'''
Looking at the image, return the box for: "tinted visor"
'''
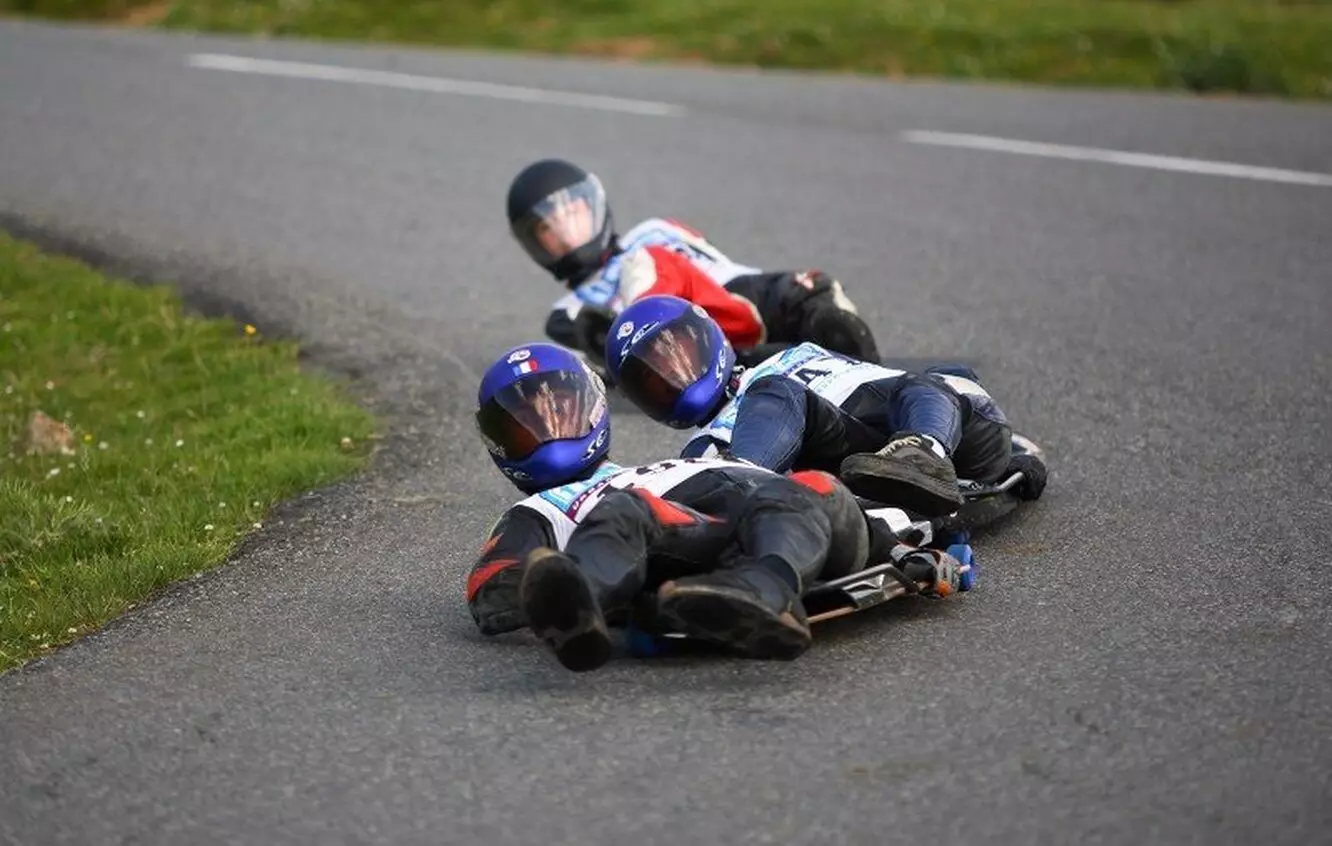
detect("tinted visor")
[476,370,603,461]
[618,310,720,422]
[511,174,608,266]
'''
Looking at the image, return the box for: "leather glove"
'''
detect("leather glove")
[573,304,617,362]
[1005,453,1048,501]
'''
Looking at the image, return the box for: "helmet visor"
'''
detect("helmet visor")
[511,174,608,266]
[618,310,720,422]
[476,370,604,461]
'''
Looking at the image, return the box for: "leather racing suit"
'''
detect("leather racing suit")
[681,346,1016,490]
[466,457,890,637]
[544,217,876,367]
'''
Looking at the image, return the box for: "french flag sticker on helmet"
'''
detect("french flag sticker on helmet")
[507,347,539,376]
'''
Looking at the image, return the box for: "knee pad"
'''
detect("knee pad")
[788,470,870,580]
[924,363,982,382]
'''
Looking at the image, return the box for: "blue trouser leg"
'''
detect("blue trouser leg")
[888,380,964,454]
[726,377,807,473]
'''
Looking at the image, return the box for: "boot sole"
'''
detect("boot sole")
[655,582,811,661]
[520,554,614,673]
[840,453,964,517]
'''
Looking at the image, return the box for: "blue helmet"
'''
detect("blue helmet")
[604,295,735,429]
[475,342,611,493]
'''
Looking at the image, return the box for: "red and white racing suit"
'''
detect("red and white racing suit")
[544,217,864,360]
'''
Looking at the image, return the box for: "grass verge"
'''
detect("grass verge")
[0,232,377,673]
[4,0,1332,99]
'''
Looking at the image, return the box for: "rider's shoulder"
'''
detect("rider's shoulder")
[621,216,707,243]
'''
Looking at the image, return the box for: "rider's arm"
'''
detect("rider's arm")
[544,292,585,351]
[619,246,766,349]
[466,505,554,635]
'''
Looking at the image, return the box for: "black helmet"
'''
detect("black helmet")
[506,159,615,286]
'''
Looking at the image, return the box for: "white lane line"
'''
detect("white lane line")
[902,130,1332,187]
[186,53,686,117]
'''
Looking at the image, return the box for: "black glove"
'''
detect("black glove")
[1005,453,1048,501]
[573,304,616,362]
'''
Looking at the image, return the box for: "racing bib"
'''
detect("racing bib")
[687,343,904,448]
[522,457,744,548]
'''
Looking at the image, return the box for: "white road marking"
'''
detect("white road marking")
[186,53,686,117]
[902,130,1332,187]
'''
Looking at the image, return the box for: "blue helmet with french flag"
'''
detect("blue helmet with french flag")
[475,342,611,493]
[604,295,735,429]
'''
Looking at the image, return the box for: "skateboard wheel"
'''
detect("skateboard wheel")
[947,542,977,591]
[625,624,674,658]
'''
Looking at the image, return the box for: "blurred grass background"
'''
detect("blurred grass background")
[3,1,1330,98]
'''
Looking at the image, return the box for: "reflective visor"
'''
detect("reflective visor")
[511,175,608,265]
[476,370,603,460]
[618,310,719,422]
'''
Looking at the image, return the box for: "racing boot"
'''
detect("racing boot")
[518,547,615,672]
[839,432,964,518]
[654,559,813,661]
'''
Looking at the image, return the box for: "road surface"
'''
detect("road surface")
[3,18,1332,846]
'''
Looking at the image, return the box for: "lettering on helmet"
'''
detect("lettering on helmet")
[507,348,532,364]
[631,321,658,347]
[691,304,708,319]
[616,320,635,340]
[583,427,608,459]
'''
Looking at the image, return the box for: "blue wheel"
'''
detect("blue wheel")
[946,542,978,592]
[941,529,971,547]
[625,623,672,658]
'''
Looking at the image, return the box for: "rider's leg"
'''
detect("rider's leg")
[785,469,871,581]
[922,370,1045,497]
[839,376,970,517]
[519,488,722,672]
[952,413,1013,484]
[654,474,833,660]
[724,270,880,363]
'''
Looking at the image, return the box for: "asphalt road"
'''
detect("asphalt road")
[3,18,1332,846]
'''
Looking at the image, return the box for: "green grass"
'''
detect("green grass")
[0,233,377,673]
[5,0,1331,99]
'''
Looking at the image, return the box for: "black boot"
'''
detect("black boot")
[840,433,964,517]
[654,561,812,661]
[518,547,615,672]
